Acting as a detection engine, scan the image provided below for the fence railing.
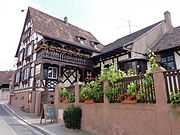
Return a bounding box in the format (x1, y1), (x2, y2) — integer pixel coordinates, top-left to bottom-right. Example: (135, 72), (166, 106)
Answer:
(164, 69), (180, 103)
(112, 74), (156, 103)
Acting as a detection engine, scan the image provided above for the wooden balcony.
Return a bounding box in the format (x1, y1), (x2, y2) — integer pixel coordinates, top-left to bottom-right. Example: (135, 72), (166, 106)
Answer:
(37, 49), (95, 67)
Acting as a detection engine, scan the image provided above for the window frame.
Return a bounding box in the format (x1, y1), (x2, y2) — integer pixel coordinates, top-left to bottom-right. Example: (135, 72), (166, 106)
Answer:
(15, 72), (20, 82)
(48, 67), (58, 79)
(160, 54), (176, 70)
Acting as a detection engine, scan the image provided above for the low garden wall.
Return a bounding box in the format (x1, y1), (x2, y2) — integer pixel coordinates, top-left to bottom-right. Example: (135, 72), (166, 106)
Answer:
(54, 67), (180, 135)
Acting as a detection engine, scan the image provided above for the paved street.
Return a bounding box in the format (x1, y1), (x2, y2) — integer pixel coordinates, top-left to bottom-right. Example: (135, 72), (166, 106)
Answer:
(0, 103), (44, 135)
(0, 101), (94, 135)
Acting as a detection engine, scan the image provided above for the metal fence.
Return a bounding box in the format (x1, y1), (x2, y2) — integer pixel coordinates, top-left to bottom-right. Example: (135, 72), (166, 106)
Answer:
(164, 69), (180, 103)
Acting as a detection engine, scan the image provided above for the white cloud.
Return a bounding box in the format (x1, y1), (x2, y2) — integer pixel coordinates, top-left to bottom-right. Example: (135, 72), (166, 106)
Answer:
(0, 0), (42, 71)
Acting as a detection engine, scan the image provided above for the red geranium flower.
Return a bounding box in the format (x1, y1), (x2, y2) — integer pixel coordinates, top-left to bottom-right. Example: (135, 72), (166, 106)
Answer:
(134, 91), (138, 95)
(129, 95), (134, 98)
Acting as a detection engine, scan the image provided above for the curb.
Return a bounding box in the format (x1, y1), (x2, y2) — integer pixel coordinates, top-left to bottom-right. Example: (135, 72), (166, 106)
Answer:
(4, 104), (56, 135)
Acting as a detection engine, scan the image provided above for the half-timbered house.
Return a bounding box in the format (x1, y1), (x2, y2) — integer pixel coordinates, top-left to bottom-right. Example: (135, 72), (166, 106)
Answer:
(10, 7), (103, 114)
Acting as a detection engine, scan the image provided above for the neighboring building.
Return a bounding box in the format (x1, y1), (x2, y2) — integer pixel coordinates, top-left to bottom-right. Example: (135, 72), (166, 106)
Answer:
(92, 11), (174, 75)
(151, 26), (180, 70)
(0, 71), (14, 100)
(10, 7), (180, 114)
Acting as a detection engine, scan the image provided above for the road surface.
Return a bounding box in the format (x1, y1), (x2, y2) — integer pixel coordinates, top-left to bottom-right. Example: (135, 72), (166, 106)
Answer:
(0, 103), (44, 135)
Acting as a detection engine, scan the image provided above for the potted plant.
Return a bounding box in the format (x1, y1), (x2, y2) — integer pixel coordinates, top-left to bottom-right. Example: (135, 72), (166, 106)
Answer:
(120, 82), (137, 104)
(120, 82), (145, 104)
(59, 87), (75, 103)
(59, 87), (70, 103)
(80, 81), (103, 103)
(66, 92), (75, 103)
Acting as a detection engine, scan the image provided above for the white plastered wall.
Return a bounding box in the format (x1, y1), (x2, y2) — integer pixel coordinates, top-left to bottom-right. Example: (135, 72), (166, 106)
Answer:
(174, 51), (180, 69)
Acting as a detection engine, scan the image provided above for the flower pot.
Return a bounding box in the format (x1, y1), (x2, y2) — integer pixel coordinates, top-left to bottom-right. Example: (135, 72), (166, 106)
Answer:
(121, 98), (137, 104)
(84, 99), (94, 104)
(63, 100), (68, 103)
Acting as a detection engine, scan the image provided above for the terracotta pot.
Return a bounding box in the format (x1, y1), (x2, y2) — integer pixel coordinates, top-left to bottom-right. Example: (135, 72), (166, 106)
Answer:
(84, 100), (94, 104)
(63, 100), (68, 103)
(121, 98), (137, 104)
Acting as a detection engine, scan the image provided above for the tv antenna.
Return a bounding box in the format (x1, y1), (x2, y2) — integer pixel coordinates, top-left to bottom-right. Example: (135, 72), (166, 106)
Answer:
(115, 19), (137, 34)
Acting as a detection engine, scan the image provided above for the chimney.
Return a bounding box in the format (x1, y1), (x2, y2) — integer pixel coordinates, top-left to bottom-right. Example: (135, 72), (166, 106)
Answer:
(64, 16), (68, 24)
(164, 11), (173, 30)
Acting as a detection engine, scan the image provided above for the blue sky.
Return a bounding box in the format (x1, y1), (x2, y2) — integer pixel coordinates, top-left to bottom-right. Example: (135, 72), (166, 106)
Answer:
(1, 0), (180, 70)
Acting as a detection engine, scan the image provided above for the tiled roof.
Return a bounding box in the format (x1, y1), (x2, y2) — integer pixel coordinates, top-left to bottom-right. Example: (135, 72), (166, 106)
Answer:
(152, 26), (180, 52)
(29, 7), (102, 52)
(0, 71), (14, 84)
(101, 21), (163, 53)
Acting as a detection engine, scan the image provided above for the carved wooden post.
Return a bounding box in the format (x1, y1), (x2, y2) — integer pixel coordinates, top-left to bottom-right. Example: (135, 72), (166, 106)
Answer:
(103, 79), (109, 103)
(152, 67), (167, 104)
(73, 82), (83, 103)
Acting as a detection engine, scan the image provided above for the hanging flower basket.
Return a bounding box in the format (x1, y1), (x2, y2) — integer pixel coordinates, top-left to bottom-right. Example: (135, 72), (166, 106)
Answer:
(84, 99), (94, 104)
(21, 79), (28, 83)
(121, 98), (137, 104)
(13, 82), (19, 86)
(25, 55), (31, 60)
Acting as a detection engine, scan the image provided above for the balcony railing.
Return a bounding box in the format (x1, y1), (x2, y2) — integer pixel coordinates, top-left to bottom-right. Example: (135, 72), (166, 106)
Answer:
(37, 49), (94, 66)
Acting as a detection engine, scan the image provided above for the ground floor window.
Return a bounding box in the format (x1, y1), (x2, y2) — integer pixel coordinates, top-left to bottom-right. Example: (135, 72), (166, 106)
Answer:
(48, 67), (58, 79)
(118, 60), (147, 74)
(118, 61), (133, 73)
(161, 54), (176, 70)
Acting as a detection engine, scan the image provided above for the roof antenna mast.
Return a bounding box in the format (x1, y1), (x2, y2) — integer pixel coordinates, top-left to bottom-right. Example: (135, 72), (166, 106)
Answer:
(127, 20), (131, 34)
(119, 19), (135, 34)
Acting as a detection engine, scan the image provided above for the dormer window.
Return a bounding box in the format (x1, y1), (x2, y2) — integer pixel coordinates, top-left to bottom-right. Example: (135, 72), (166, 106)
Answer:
(76, 36), (86, 44)
(90, 41), (99, 50)
(90, 41), (99, 46)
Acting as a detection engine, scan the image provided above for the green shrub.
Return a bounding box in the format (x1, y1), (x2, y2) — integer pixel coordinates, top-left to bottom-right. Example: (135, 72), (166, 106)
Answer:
(63, 105), (82, 129)
(170, 92), (180, 108)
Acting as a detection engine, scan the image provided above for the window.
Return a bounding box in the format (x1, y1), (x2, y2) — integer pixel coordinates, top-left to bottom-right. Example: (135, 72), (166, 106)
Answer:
(15, 72), (20, 82)
(26, 41), (34, 56)
(23, 68), (30, 80)
(118, 62), (132, 73)
(18, 50), (24, 61)
(161, 55), (176, 70)
(48, 67), (58, 79)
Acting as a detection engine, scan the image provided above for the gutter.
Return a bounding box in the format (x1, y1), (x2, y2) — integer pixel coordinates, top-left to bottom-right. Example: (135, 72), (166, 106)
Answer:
(123, 43), (145, 55)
